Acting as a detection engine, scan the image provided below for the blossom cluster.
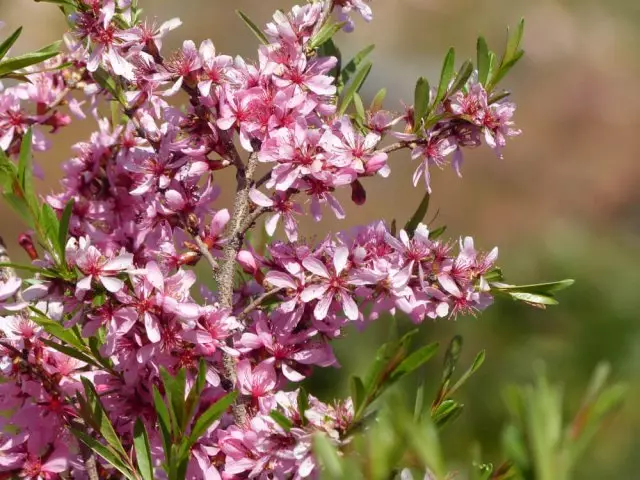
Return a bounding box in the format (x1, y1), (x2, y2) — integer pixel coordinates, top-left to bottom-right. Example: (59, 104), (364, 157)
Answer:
(0, 0), (521, 478)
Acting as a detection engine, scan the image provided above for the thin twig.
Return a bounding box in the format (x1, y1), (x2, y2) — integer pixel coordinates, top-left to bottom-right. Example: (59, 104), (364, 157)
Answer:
(237, 287), (284, 323)
(192, 235), (218, 272)
(380, 141), (413, 154)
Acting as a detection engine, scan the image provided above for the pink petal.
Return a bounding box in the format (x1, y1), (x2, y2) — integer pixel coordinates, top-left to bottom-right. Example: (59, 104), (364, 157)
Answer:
(300, 284), (328, 302)
(314, 292), (334, 320)
(100, 276), (124, 293)
(302, 257), (330, 279)
(333, 247), (349, 275)
(264, 271), (297, 290)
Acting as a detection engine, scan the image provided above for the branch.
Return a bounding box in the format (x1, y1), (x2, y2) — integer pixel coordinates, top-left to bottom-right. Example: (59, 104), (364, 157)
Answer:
(380, 141), (413, 154)
(237, 287), (284, 323)
(192, 235), (218, 272)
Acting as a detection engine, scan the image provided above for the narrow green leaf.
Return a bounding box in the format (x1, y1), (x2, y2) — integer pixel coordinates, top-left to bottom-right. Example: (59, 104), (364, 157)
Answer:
(235, 10), (268, 45)
(442, 335), (463, 386)
(18, 129), (34, 204)
(29, 307), (85, 348)
(432, 399), (464, 428)
(339, 44), (375, 91)
(414, 379), (426, 421)
(187, 391), (238, 447)
(161, 367), (187, 434)
(489, 49), (524, 89)
(184, 359), (207, 428)
(371, 87), (386, 111)
(352, 92), (365, 125)
(40, 203), (60, 257)
(0, 27), (22, 61)
(508, 291), (559, 306)
(70, 428), (137, 480)
(0, 41), (61, 77)
(80, 377), (129, 460)
(58, 199), (74, 261)
(434, 47), (455, 106)
(413, 76), (430, 132)
(298, 387), (310, 426)
(428, 225), (447, 239)
(92, 67), (126, 104)
(404, 191), (430, 235)
(492, 279), (575, 295)
(449, 59), (473, 95)
(338, 61), (372, 116)
(504, 18), (525, 64)
(390, 342), (439, 382)
(350, 376), (366, 418)
(270, 410), (294, 432)
(134, 419), (154, 480)
(0, 262), (52, 276)
(40, 338), (101, 368)
(447, 350), (486, 398)
(313, 434), (344, 478)
(477, 36), (491, 86)
(152, 386), (172, 462)
(308, 21), (346, 50)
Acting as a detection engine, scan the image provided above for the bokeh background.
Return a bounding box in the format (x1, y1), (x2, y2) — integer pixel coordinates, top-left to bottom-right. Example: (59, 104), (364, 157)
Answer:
(1, 0), (639, 477)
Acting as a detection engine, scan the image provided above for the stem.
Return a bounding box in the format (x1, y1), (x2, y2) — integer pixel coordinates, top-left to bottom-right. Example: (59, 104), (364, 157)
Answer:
(380, 141), (413, 154)
(214, 151), (260, 426)
(237, 287), (283, 324)
(192, 235), (218, 272)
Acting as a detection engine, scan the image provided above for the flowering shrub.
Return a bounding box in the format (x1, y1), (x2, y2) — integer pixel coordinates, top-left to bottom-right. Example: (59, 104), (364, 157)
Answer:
(0, 1), (622, 479)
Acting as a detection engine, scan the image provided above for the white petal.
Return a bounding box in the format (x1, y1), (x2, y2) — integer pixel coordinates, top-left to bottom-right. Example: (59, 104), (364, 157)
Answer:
(333, 247), (349, 275)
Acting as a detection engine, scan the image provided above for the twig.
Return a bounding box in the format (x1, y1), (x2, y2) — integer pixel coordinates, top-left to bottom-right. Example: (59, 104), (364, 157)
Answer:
(380, 141), (413, 154)
(192, 235), (218, 272)
(237, 287), (284, 323)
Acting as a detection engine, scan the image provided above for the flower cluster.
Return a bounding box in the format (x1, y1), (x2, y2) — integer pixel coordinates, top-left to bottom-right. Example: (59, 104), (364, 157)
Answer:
(0, 0), (523, 478)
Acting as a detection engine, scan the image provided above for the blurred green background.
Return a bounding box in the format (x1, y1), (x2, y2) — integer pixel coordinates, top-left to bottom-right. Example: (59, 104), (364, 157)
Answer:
(1, 0), (638, 477)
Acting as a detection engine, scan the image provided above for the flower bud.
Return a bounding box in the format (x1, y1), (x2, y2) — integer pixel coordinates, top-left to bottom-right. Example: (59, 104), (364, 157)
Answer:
(350, 180), (366, 206)
(18, 233), (38, 260)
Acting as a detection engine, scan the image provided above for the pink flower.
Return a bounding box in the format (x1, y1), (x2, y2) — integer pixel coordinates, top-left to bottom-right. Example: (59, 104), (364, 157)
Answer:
(237, 359), (277, 398)
(300, 247), (360, 320)
(75, 246), (135, 294)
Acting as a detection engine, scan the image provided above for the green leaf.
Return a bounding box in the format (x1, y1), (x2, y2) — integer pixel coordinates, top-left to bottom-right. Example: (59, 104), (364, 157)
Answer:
(433, 47), (455, 107)
(492, 279), (574, 294)
(432, 399), (464, 428)
(187, 391), (238, 447)
(160, 367), (187, 434)
(0, 27), (22, 61)
(489, 50), (524, 89)
(504, 18), (525, 65)
(184, 359), (207, 429)
(449, 59), (473, 95)
(447, 350), (486, 398)
(390, 342), (439, 382)
(413, 77), (430, 132)
(414, 379), (426, 422)
(29, 307), (86, 349)
(297, 387), (310, 426)
(134, 419), (154, 480)
(477, 36), (491, 86)
(40, 338), (101, 368)
(353, 92), (366, 125)
(18, 129), (36, 209)
(350, 376), (366, 418)
(339, 44), (375, 91)
(508, 291), (559, 306)
(270, 410), (294, 432)
(371, 87), (386, 111)
(0, 41), (61, 77)
(153, 386), (172, 462)
(0, 262), (55, 276)
(70, 428), (137, 480)
(58, 199), (74, 261)
(235, 10), (268, 45)
(313, 434), (344, 478)
(308, 21), (346, 50)
(40, 203), (60, 258)
(404, 191), (430, 235)
(80, 377), (130, 460)
(441, 335), (463, 386)
(92, 67), (126, 104)
(338, 61), (372, 116)
(428, 225), (447, 239)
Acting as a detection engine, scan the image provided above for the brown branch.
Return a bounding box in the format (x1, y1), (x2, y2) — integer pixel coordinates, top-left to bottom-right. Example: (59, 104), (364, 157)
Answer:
(192, 235), (218, 272)
(380, 141), (414, 154)
(237, 287), (284, 323)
